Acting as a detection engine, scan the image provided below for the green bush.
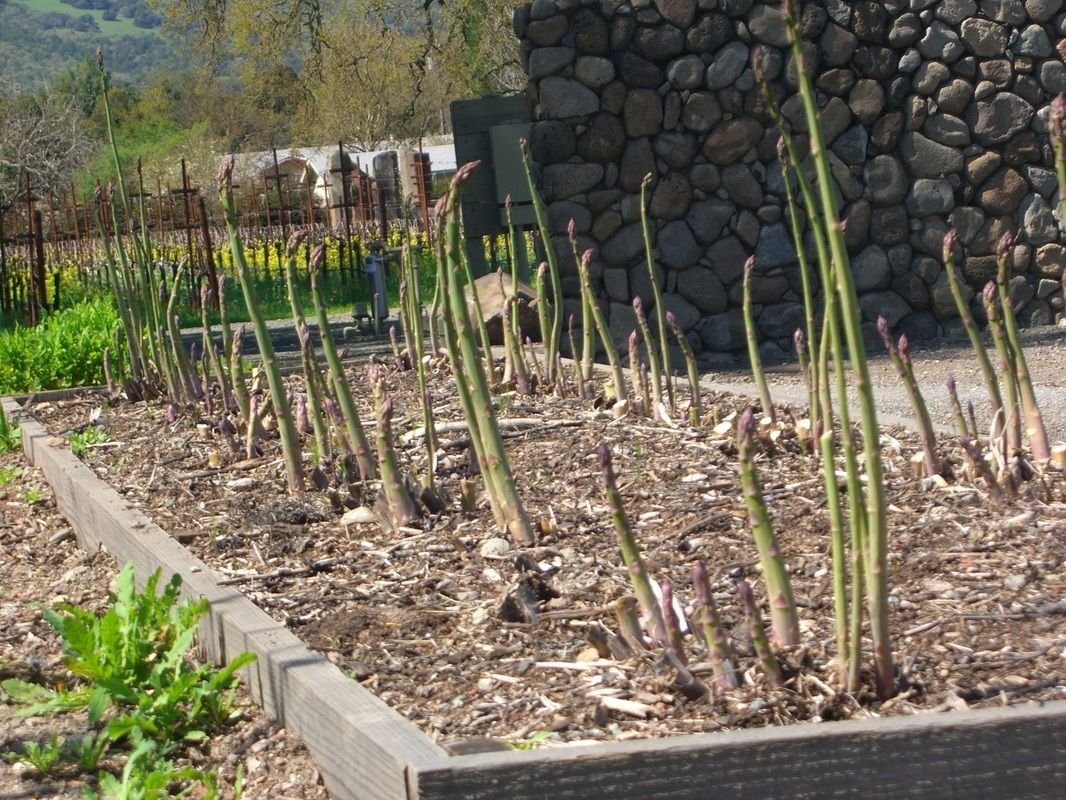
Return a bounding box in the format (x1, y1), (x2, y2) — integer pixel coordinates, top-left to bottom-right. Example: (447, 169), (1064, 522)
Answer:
(0, 299), (121, 394)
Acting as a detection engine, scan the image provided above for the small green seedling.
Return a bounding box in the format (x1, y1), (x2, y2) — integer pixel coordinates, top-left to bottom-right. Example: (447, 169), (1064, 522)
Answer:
(70, 427), (110, 457)
(5, 735), (65, 776)
(508, 730), (553, 751)
(0, 465), (22, 487)
(0, 404), (19, 454)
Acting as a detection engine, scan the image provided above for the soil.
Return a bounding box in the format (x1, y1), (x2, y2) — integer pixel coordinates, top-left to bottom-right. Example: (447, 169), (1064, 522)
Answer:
(6, 321), (1066, 792)
(0, 452), (330, 799)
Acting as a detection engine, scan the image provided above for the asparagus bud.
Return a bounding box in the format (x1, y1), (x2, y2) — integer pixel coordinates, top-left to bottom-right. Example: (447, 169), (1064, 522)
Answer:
(737, 580), (783, 688)
(692, 561), (739, 690)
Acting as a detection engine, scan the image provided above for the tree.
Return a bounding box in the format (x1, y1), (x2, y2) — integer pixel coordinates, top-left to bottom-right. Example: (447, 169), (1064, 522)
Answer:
(0, 80), (95, 211)
(155, 0), (525, 144)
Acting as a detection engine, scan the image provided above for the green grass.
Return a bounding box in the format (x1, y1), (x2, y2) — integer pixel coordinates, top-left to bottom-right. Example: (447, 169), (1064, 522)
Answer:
(18, 0), (147, 36)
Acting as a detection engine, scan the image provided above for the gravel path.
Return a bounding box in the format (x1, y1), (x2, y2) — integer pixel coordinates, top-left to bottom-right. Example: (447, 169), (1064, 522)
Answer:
(702, 323), (1066, 442)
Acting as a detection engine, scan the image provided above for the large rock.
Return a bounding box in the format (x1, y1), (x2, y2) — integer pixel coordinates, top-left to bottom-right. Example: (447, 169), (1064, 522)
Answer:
(698, 308), (746, 350)
(624, 89), (663, 137)
(649, 172), (692, 220)
(547, 201), (592, 235)
(667, 54), (705, 90)
(653, 131), (699, 169)
(578, 112), (627, 163)
(757, 302), (806, 338)
(705, 41), (749, 89)
(680, 92), (722, 133)
(466, 274), (545, 344)
(1020, 193), (1060, 244)
(1034, 243), (1066, 278)
(539, 77), (600, 119)
(635, 25), (685, 62)
(613, 52), (663, 88)
(755, 222), (796, 268)
(906, 178), (956, 216)
(529, 47), (575, 79)
(959, 17), (1009, 56)
(687, 198), (735, 244)
(859, 290), (912, 325)
(686, 12), (732, 53)
(977, 167), (1028, 215)
(619, 137), (657, 193)
(701, 117), (762, 164)
(721, 164), (763, 208)
(575, 56), (616, 89)
(542, 163), (604, 201)
(530, 120), (576, 164)
(572, 8), (610, 54)
(600, 222), (646, 265)
(866, 155), (908, 205)
(899, 131), (965, 177)
(970, 92), (1034, 145)
(922, 113), (970, 147)
(658, 220), (701, 269)
(708, 236), (749, 284)
(677, 266), (728, 313)
(852, 245), (893, 291)
(748, 3), (789, 46)
(656, 0), (697, 27)
(660, 292), (701, 331)
(820, 23), (857, 65)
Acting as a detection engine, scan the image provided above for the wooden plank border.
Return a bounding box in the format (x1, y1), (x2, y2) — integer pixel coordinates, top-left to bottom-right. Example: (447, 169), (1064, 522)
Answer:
(8, 396), (1066, 800)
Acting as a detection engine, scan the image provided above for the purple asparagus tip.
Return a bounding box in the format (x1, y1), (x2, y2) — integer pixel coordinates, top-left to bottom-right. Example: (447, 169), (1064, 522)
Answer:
(596, 442), (612, 471)
(996, 230), (1014, 264)
(946, 373), (956, 392)
(567, 218), (576, 242)
(876, 315), (890, 339)
(737, 406), (756, 441)
(692, 560), (708, 587)
(744, 255), (756, 275)
(287, 229), (308, 257)
(898, 334), (910, 358)
(942, 229), (958, 262)
(793, 328), (805, 349)
(632, 295), (644, 313)
(309, 243), (325, 273)
(982, 280), (997, 305)
(629, 329), (639, 346)
(217, 154), (235, 191)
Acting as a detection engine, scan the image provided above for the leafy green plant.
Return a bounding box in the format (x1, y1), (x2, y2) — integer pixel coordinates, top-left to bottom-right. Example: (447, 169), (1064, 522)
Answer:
(4, 563), (254, 750)
(85, 737), (212, 800)
(0, 465), (22, 487)
(70, 427), (111, 457)
(67, 731), (112, 773)
(22, 486), (43, 505)
(0, 404), (19, 453)
(5, 735), (65, 775)
(508, 730), (553, 751)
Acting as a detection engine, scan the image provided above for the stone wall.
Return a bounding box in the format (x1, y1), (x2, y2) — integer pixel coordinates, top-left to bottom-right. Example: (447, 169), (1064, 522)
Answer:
(514, 0), (1066, 362)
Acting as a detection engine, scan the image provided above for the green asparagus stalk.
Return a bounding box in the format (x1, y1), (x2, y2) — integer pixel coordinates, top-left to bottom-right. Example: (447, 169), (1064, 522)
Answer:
(307, 243), (376, 481)
(218, 156), (304, 494)
(737, 580), (783, 688)
(994, 232), (1050, 461)
(598, 443), (667, 647)
(440, 163), (536, 545)
(370, 365), (418, 530)
(1050, 95), (1066, 222)
(877, 317), (939, 477)
(568, 314), (586, 400)
(737, 407), (799, 645)
(639, 173), (674, 410)
(691, 561), (739, 690)
(577, 249), (628, 405)
(659, 580), (687, 665)
(533, 262), (552, 361)
(982, 281), (1022, 455)
(627, 330), (644, 412)
(742, 257), (776, 424)
(666, 311), (701, 426)
(786, 0), (892, 697)
(943, 230), (1003, 416)
(633, 296), (664, 417)
(520, 140), (563, 381)
(946, 374), (969, 439)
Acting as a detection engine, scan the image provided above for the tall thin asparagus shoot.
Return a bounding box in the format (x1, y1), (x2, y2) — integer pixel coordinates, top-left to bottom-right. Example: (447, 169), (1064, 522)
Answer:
(666, 311), (701, 426)
(576, 249), (628, 406)
(943, 230), (1003, 416)
(786, 0), (892, 697)
(982, 281), (1022, 456)
(440, 163), (536, 545)
(633, 296), (664, 418)
(994, 232), (1050, 461)
(877, 317), (939, 477)
(598, 443), (667, 647)
(736, 580), (783, 688)
(639, 173), (674, 410)
(218, 155), (304, 493)
(742, 257), (776, 424)
(370, 366), (418, 530)
(308, 244), (376, 481)
(736, 407), (799, 645)
(691, 561), (739, 690)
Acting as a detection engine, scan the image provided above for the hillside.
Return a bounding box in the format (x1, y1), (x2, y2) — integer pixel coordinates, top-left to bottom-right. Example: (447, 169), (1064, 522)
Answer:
(0, 0), (180, 87)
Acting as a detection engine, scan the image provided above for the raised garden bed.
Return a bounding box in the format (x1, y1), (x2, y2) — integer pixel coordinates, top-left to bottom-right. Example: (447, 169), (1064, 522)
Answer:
(8, 368), (1066, 799)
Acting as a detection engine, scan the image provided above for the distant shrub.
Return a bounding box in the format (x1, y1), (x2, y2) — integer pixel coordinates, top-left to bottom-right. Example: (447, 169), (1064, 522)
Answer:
(0, 299), (120, 394)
